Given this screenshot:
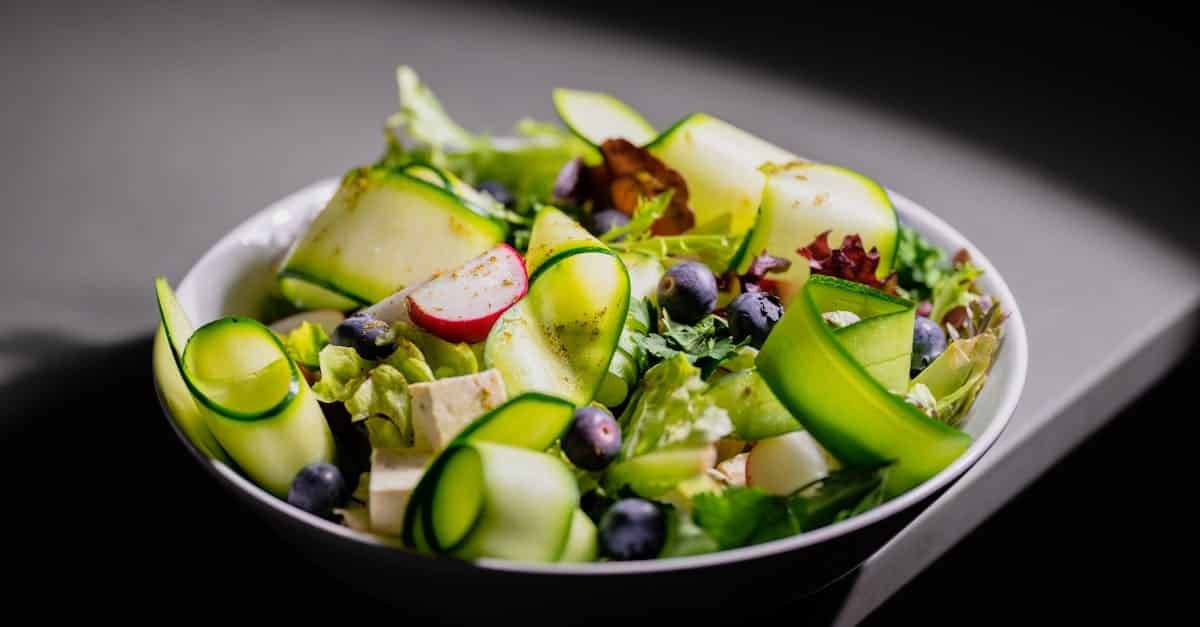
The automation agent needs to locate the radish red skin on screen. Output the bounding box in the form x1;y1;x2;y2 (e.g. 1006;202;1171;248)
406;244;528;343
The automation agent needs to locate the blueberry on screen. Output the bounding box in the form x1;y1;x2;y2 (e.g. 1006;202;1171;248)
287;462;346;519
587;209;631;239
911;315;947;373
562;407;622;471
331;312;397;361
477;180;513;207
599;498;666;560
728;291;783;348
657;261;718;324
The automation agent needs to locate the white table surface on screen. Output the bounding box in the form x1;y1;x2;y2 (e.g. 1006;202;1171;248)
4;2;1198;622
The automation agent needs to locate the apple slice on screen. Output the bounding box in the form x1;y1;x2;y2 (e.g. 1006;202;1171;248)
406;244;528;343
746;431;830;496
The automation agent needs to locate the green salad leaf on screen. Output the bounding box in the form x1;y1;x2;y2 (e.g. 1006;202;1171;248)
365;415;407;449
392;321;478;379
611;234;743;275
929;262;984;325
312;345;374;402
636;313;747;379
599;191;672;243
659;505;720;558
345;364;410;429
894;225;948;301
691;467;888;551
380;66;592;218
382;338;436;383
619;354;733;459
692;486;781;550
282;321;329;370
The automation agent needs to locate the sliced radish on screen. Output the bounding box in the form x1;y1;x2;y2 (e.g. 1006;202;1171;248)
746;431;830;496
406;244;528;343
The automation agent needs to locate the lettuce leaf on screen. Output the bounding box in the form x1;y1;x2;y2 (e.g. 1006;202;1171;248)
365;416;408;449
392;321;477;379
282;321;329;370
383;338;436;383
311;345;373;402
612;233;743;275
380;66;591;216
345;364;410;427
619;354;733;459
929;262;983;325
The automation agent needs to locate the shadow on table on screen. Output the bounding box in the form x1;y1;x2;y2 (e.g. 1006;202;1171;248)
0;329;866;623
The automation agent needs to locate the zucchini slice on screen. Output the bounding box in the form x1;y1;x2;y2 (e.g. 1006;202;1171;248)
278;168;506;308
705;368;801;441
559;508;599;562
646;113;796;236
756;275;970;497
486;208;630;406
427;441;579;561
181;317;335;497
809;276;916;393
523;206;607;277
552;88;657;146
606;447;717;498
739;162;899;299
152;278;230;463
401;392;576;548
452;392;575;451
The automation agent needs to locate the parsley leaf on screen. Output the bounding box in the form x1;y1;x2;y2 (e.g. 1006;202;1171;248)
894;224;949;301
636;312;747;378
691;466;889;550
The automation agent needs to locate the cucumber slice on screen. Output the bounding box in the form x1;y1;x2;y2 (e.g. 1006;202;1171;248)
552;88;657;147
705;368;801;441
452;392;575;451
181;317;335;497
486;208;630;406
431;442;579;561
485;250;630;406
739;162;899;296
606;446;717;498
278;168;506;307
152;278;229;463
402;392;575;548
756;275;970;497
559;508;599;562
646;113;796;236
834;314;913;393
523;207;607;277
808;275;916;393
398;162;503;216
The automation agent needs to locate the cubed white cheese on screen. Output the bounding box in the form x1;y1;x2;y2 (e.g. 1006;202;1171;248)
369;448;431;536
409;369;507;452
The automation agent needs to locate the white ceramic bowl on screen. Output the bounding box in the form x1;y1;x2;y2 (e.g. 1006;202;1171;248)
162;177;1027;614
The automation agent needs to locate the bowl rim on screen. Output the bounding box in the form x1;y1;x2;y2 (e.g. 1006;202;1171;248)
163;176;1028;575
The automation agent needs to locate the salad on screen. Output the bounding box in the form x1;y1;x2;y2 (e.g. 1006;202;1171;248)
153;67;1006;563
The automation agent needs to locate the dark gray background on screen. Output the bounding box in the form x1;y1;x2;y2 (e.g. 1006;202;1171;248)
3;1;1197;623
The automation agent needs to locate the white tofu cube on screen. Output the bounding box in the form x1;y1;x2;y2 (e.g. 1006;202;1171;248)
409;369;507;452
369;448;431;536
